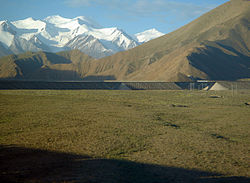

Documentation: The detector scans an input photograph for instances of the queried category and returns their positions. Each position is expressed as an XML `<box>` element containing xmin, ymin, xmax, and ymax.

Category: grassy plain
<box><xmin>0</xmin><ymin>90</ymin><xmax>249</xmax><ymax>182</ymax></box>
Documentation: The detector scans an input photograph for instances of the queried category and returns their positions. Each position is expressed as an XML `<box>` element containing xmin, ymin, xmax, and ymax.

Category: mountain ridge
<box><xmin>0</xmin><ymin>0</ymin><xmax>249</xmax><ymax>82</ymax></box>
<box><xmin>0</xmin><ymin>16</ymin><xmax>163</xmax><ymax>58</ymax></box>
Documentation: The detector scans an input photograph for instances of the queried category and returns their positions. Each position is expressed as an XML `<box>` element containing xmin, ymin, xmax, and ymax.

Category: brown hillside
<box><xmin>84</xmin><ymin>0</ymin><xmax>250</xmax><ymax>81</ymax></box>
<box><xmin>0</xmin><ymin>50</ymin><xmax>93</xmax><ymax>80</ymax></box>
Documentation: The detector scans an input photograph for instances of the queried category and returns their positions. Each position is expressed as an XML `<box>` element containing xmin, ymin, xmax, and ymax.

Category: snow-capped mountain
<box><xmin>0</xmin><ymin>15</ymin><xmax>164</xmax><ymax>58</ymax></box>
<box><xmin>65</xmin><ymin>34</ymin><xmax>113</xmax><ymax>59</ymax></box>
<box><xmin>0</xmin><ymin>21</ymin><xmax>16</xmax><ymax>47</ymax></box>
<box><xmin>134</xmin><ymin>28</ymin><xmax>164</xmax><ymax>43</ymax></box>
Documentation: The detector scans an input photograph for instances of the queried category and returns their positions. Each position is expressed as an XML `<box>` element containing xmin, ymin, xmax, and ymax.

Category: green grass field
<box><xmin>0</xmin><ymin>90</ymin><xmax>249</xmax><ymax>183</ymax></box>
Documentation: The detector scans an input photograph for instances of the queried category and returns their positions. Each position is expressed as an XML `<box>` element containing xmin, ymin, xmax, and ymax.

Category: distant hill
<box><xmin>0</xmin><ymin>0</ymin><xmax>249</xmax><ymax>81</ymax></box>
<box><xmin>0</xmin><ymin>50</ymin><xmax>93</xmax><ymax>80</ymax></box>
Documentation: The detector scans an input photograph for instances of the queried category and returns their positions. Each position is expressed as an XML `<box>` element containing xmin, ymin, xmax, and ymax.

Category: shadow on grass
<box><xmin>0</xmin><ymin>145</ymin><xmax>249</xmax><ymax>183</ymax></box>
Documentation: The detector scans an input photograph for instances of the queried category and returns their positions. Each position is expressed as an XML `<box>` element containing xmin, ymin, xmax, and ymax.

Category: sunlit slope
<box><xmin>86</xmin><ymin>0</ymin><xmax>250</xmax><ymax>81</ymax></box>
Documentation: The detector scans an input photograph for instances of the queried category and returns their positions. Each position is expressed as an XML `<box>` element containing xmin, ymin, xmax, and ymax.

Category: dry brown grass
<box><xmin>0</xmin><ymin>90</ymin><xmax>250</xmax><ymax>182</ymax></box>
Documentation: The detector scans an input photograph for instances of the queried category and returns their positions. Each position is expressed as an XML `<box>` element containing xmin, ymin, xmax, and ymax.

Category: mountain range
<box><xmin>0</xmin><ymin>0</ymin><xmax>249</xmax><ymax>82</ymax></box>
<box><xmin>0</xmin><ymin>15</ymin><xmax>164</xmax><ymax>59</ymax></box>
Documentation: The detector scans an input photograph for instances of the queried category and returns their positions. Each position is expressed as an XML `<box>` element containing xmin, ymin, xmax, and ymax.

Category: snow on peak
<box><xmin>43</xmin><ymin>15</ymin><xmax>101</xmax><ymax>30</ymax></box>
<box><xmin>0</xmin><ymin>20</ymin><xmax>14</xmax><ymax>31</ymax></box>
<box><xmin>135</xmin><ymin>28</ymin><xmax>164</xmax><ymax>43</ymax></box>
<box><xmin>75</xmin><ymin>16</ymin><xmax>86</xmax><ymax>20</ymax></box>
<box><xmin>0</xmin><ymin>20</ymin><xmax>10</xmax><ymax>25</ymax></box>
<box><xmin>0</xmin><ymin>15</ymin><xmax>165</xmax><ymax>58</ymax></box>
<box><xmin>0</xmin><ymin>20</ymin><xmax>15</xmax><ymax>47</ymax></box>
<box><xmin>44</xmin><ymin>15</ymin><xmax>72</xmax><ymax>24</ymax></box>
<box><xmin>74</xmin><ymin>16</ymin><xmax>102</xmax><ymax>28</ymax></box>
<box><xmin>12</xmin><ymin>17</ymin><xmax>46</xmax><ymax>30</ymax></box>
<box><xmin>25</xmin><ymin>17</ymin><xmax>34</xmax><ymax>21</ymax></box>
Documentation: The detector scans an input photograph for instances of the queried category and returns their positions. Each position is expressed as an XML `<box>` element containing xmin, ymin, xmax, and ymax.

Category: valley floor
<box><xmin>0</xmin><ymin>90</ymin><xmax>250</xmax><ymax>183</ymax></box>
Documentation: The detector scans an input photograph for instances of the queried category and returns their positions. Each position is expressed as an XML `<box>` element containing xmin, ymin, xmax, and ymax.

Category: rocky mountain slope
<box><xmin>0</xmin><ymin>0</ymin><xmax>249</xmax><ymax>81</ymax></box>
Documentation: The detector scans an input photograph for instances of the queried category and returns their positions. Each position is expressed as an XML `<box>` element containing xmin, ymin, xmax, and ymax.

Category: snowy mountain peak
<box><xmin>24</xmin><ymin>17</ymin><xmax>35</xmax><ymax>21</ymax></box>
<box><xmin>0</xmin><ymin>20</ymin><xmax>10</xmax><ymax>25</ymax></box>
<box><xmin>0</xmin><ymin>21</ymin><xmax>16</xmax><ymax>47</ymax></box>
<box><xmin>148</xmin><ymin>28</ymin><xmax>160</xmax><ymax>32</ymax></box>
<box><xmin>75</xmin><ymin>16</ymin><xmax>86</xmax><ymax>20</ymax></box>
<box><xmin>0</xmin><ymin>20</ymin><xmax>14</xmax><ymax>32</ymax></box>
<box><xmin>12</xmin><ymin>17</ymin><xmax>46</xmax><ymax>30</ymax></box>
<box><xmin>44</xmin><ymin>15</ymin><xmax>71</xmax><ymax>24</ymax></box>
<box><xmin>43</xmin><ymin>15</ymin><xmax>101</xmax><ymax>30</ymax></box>
<box><xmin>74</xmin><ymin>16</ymin><xmax>101</xmax><ymax>28</ymax></box>
<box><xmin>0</xmin><ymin>15</ymin><xmax>164</xmax><ymax>58</ymax></box>
<box><xmin>134</xmin><ymin>28</ymin><xmax>164</xmax><ymax>43</ymax></box>
<box><xmin>0</xmin><ymin>20</ymin><xmax>13</xmax><ymax>27</ymax></box>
